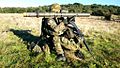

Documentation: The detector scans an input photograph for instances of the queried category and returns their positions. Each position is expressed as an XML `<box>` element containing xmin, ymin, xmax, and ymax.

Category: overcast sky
<box><xmin>0</xmin><ymin>0</ymin><xmax>120</xmax><ymax>7</ymax></box>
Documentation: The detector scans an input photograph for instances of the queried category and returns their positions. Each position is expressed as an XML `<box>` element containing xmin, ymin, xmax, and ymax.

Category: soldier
<box><xmin>28</xmin><ymin>3</ymin><xmax>63</xmax><ymax>57</ymax></box>
<box><xmin>30</xmin><ymin>3</ymin><xmax>85</xmax><ymax>61</ymax></box>
<box><xmin>47</xmin><ymin>3</ymin><xmax>66</xmax><ymax>61</ymax></box>
<box><xmin>44</xmin><ymin>3</ymin><xmax>85</xmax><ymax>61</ymax></box>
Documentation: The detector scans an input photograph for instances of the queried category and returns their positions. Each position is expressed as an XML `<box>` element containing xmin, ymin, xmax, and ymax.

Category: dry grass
<box><xmin>76</xmin><ymin>17</ymin><xmax>120</xmax><ymax>34</ymax></box>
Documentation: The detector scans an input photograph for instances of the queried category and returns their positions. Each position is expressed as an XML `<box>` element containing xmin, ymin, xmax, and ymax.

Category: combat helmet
<box><xmin>50</xmin><ymin>3</ymin><xmax>61</xmax><ymax>13</ymax></box>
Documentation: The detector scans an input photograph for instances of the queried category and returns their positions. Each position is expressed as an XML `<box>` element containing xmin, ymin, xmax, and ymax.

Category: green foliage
<box><xmin>117</xmin><ymin>8</ymin><xmax>120</xmax><ymax>15</ymax></box>
<box><xmin>101</xmin><ymin>10</ymin><xmax>111</xmax><ymax>20</ymax></box>
<box><xmin>0</xmin><ymin>3</ymin><xmax>120</xmax><ymax>16</ymax></box>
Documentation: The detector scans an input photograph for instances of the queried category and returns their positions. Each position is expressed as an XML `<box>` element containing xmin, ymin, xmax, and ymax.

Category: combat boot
<box><xmin>56</xmin><ymin>54</ymin><xmax>66</xmax><ymax>61</ymax></box>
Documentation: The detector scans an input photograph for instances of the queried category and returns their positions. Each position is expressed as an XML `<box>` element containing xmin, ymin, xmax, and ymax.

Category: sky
<box><xmin>0</xmin><ymin>0</ymin><xmax>120</xmax><ymax>7</ymax></box>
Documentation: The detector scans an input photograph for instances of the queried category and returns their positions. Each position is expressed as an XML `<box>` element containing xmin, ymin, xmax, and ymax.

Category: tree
<box><xmin>0</xmin><ymin>8</ymin><xmax>3</xmax><ymax>13</ymax></box>
<box><xmin>82</xmin><ymin>5</ymin><xmax>92</xmax><ymax>13</ymax></box>
<box><xmin>117</xmin><ymin>8</ymin><xmax>120</xmax><ymax>15</ymax></box>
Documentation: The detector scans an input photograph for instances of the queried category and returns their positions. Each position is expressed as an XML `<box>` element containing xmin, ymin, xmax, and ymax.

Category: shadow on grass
<box><xmin>9</xmin><ymin>29</ymin><xmax>54</xmax><ymax>54</ymax></box>
<box><xmin>9</xmin><ymin>29</ymin><xmax>40</xmax><ymax>51</ymax></box>
<box><xmin>9</xmin><ymin>29</ymin><xmax>40</xmax><ymax>44</ymax></box>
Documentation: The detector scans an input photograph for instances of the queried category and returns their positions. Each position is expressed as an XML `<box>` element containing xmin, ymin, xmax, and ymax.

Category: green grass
<box><xmin>0</xmin><ymin>20</ymin><xmax>120</xmax><ymax>68</ymax></box>
<box><xmin>0</xmin><ymin>30</ymin><xmax>120</xmax><ymax>68</ymax></box>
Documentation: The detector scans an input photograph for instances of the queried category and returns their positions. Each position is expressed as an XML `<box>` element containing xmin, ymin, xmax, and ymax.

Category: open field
<box><xmin>0</xmin><ymin>13</ymin><xmax>120</xmax><ymax>68</ymax></box>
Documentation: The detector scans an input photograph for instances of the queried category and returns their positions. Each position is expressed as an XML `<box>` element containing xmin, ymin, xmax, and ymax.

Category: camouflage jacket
<box><xmin>41</xmin><ymin>17</ymin><xmax>66</xmax><ymax>37</ymax></box>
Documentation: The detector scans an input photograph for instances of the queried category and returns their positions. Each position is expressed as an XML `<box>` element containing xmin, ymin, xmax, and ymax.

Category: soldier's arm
<box><xmin>54</xmin><ymin>22</ymin><xmax>66</xmax><ymax>34</ymax></box>
<box><xmin>48</xmin><ymin>18</ymin><xmax>67</xmax><ymax>35</ymax></box>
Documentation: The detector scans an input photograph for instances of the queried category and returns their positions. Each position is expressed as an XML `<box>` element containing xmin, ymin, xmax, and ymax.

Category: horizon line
<box><xmin>0</xmin><ymin>3</ymin><xmax>120</xmax><ymax>8</ymax></box>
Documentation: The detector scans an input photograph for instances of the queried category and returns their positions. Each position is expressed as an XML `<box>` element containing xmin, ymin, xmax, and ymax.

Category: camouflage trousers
<box><xmin>53</xmin><ymin>35</ymin><xmax>84</xmax><ymax>60</ymax></box>
<box><xmin>33</xmin><ymin>35</ymin><xmax>84</xmax><ymax>60</ymax></box>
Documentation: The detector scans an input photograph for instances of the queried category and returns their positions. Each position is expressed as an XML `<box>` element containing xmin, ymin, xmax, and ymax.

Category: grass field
<box><xmin>0</xmin><ymin>14</ymin><xmax>120</xmax><ymax>68</ymax></box>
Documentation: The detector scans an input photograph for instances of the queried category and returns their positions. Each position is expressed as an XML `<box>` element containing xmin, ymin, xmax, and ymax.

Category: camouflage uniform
<box><xmin>38</xmin><ymin>3</ymin><xmax>84</xmax><ymax>61</ymax></box>
<box><xmin>60</xmin><ymin>27</ymin><xmax>85</xmax><ymax>61</ymax></box>
<box><xmin>47</xmin><ymin>17</ymin><xmax>84</xmax><ymax>61</ymax></box>
<box><xmin>29</xmin><ymin>3</ymin><xmax>84</xmax><ymax>61</ymax></box>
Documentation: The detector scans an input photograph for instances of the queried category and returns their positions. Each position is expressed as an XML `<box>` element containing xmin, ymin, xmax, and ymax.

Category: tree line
<box><xmin>0</xmin><ymin>3</ymin><xmax>120</xmax><ymax>19</ymax></box>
